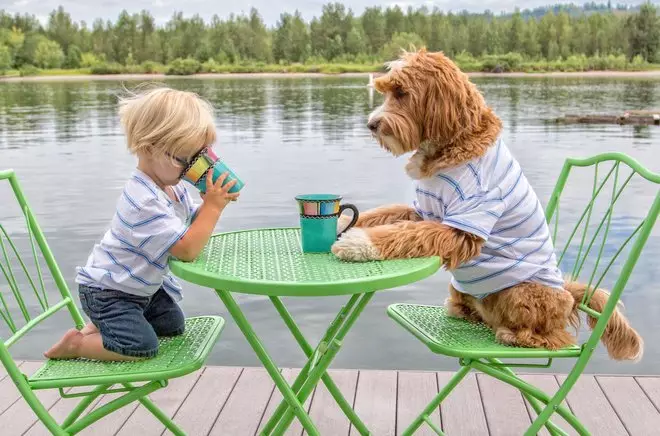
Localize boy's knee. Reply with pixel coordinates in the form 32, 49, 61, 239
148, 291, 186, 337
153, 312, 185, 337
102, 327, 160, 358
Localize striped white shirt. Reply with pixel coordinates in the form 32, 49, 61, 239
75, 169, 200, 302
413, 137, 564, 298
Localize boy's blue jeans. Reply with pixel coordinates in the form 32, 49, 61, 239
79, 284, 185, 358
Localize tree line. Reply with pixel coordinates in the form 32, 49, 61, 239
0, 2, 659, 75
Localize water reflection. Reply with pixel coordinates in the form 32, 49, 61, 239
1, 76, 659, 374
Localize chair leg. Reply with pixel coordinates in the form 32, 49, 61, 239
485, 360, 566, 436
62, 384, 111, 429
123, 382, 186, 436
472, 361, 589, 436
524, 363, 590, 436
0, 360, 68, 436
400, 365, 471, 436
65, 381, 164, 434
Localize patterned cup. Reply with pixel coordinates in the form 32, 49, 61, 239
181, 147, 244, 194
295, 194, 359, 253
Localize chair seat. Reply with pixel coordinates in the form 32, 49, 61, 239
29, 316, 224, 389
388, 304, 581, 359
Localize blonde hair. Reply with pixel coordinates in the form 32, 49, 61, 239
118, 84, 216, 161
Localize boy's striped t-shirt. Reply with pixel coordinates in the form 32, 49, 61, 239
413, 137, 564, 298
75, 169, 200, 301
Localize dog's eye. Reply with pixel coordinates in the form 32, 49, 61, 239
394, 86, 407, 99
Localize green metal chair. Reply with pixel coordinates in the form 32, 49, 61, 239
0, 168, 225, 435
388, 152, 660, 436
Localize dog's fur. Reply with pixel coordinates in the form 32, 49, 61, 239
332, 49, 643, 361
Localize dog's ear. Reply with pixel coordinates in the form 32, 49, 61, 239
422, 52, 484, 143
373, 74, 394, 94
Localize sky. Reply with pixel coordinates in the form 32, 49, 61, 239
0, 0, 654, 27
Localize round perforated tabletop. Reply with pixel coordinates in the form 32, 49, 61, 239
169, 228, 440, 296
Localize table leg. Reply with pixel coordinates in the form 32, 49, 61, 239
260, 294, 361, 434
215, 289, 321, 436
264, 292, 375, 436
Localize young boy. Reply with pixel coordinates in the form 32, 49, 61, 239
45, 86, 239, 361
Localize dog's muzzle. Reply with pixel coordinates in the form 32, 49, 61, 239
367, 118, 380, 132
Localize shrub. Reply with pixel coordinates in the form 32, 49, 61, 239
90, 62, 124, 74
19, 64, 40, 76
166, 58, 202, 75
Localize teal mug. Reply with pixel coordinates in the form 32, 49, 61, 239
296, 194, 359, 253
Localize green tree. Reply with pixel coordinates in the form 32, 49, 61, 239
64, 44, 82, 68
508, 10, 524, 53
1, 3, 659, 72
345, 23, 367, 56
137, 10, 158, 63
361, 7, 387, 54
522, 17, 541, 58
47, 6, 77, 53
247, 8, 271, 62
273, 11, 310, 63
381, 32, 425, 61
0, 45, 11, 73
34, 38, 65, 68
16, 33, 48, 66
626, 3, 660, 62
311, 3, 354, 60
0, 27, 25, 64
384, 6, 406, 40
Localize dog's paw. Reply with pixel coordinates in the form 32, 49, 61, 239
331, 228, 382, 262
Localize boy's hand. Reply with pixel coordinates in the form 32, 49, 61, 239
170, 171, 240, 262
202, 170, 240, 210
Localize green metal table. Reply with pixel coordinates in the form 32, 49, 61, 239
169, 228, 440, 436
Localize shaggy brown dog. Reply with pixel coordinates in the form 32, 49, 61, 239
331, 49, 642, 361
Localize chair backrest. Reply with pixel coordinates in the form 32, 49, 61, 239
544, 152, 660, 335
0, 169, 84, 357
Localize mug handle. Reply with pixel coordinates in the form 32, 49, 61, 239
337, 204, 359, 237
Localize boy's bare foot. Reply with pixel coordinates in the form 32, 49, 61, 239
44, 328, 83, 359
80, 322, 99, 336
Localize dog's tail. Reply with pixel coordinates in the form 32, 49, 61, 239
564, 280, 643, 361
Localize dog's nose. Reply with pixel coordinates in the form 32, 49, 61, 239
367, 119, 381, 132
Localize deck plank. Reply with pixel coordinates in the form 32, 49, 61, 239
23, 387, 102, 436
78, 391, 140, 435
636, 376, 660, 413
0, 361, 63, 435
305, 369, 358, 436
437, 372, 488, 436
598, 375, 660, 436
114, 371, 201, 436
520, 374, 576, 435
256, 368, 317, 436
0, 360, 20, 381
396, 370, 440, 436
0, 363, 659, 436
519, 374, 576, 436
556, 374, 628, 436
350, 369, 397, 436
209, 367, 280, 436
477, 373, 531, 436
171, 366, 243, 435
0, 360, 24, 414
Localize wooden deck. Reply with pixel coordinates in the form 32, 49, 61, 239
1, 361, 659, 435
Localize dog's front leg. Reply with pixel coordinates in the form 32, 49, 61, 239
332, 221, 483, 269
337, 204, 421, 234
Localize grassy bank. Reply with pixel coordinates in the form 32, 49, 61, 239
3, 53, 660, 79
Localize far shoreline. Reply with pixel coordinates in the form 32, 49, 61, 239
3, 70, 660, 83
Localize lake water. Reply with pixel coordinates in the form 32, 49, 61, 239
1, 76, 659, 375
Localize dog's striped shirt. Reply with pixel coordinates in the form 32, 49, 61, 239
75, 169, 199, 302
413, 137, 564, 298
